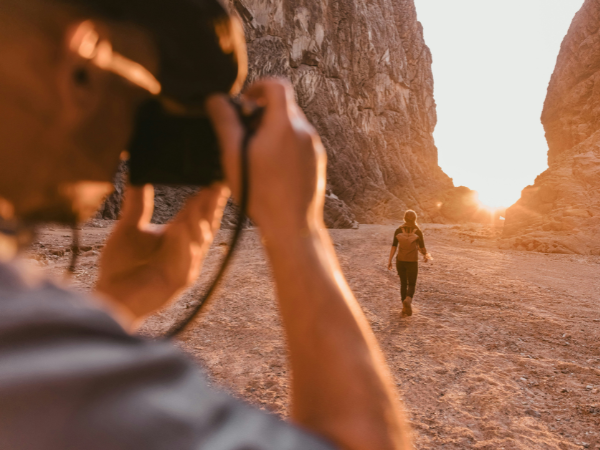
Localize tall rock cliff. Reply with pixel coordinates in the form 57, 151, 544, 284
228, 0, 453, 223
502, 0, 600, 255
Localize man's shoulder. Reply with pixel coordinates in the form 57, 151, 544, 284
0, 262, 336, 450
0, 261, 124, 337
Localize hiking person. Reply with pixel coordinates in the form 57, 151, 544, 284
0, 0, 411, 449
387, 210, 429, 317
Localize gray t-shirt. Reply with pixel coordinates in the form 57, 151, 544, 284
0, 262, 334, 450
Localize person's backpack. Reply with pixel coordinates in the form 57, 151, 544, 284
396, 229, 420, 262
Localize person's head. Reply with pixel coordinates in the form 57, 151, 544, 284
403, 210, 418, 227
0, 0, 245, 226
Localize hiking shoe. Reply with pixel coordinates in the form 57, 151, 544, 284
401, 297, 413, 317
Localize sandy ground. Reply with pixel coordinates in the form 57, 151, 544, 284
24, 222, 600, 450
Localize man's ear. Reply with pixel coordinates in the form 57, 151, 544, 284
55, 21, 113, 127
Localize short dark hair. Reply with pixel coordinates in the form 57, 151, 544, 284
59, 0, 247, 106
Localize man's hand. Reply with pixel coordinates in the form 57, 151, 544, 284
206, 79, 326, 237
387, 261, 393, 271
95, 183, 228, 329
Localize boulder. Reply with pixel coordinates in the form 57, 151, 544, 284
324, 190, 359, 229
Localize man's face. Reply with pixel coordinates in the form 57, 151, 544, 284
0, 8, 158, 225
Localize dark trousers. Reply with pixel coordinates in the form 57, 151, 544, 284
396, 261, 418, 301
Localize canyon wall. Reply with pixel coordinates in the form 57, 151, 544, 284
502, 0, 600, 255
228, 0, 454, 224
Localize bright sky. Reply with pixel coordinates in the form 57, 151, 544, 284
414, 0, 585, 208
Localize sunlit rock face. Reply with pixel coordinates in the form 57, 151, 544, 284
502, 0, 600, 255
228, 0, 453, 224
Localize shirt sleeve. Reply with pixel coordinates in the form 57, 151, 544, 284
0, 267, 336, 450
416, 230, 425, 249
392, 230, 399, 247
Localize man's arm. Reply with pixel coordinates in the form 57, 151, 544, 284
207, 79, 411, 450
264, 230, 410, 450
388, 246, 397, 270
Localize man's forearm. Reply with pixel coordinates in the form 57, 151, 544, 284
263, 227, 411, 450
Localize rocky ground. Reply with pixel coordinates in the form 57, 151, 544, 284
24, 221, 600, 450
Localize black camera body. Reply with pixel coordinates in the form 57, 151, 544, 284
127, 99, 261, 187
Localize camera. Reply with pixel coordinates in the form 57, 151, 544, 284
127, 98, 262, 187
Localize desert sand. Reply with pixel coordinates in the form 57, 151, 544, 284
25, 222, 600, 450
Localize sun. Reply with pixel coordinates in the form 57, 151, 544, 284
475, 185, 523, 211
477, 201, 501, 214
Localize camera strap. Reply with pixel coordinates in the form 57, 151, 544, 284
68, 228, 80, 274
163, 126, 253, 339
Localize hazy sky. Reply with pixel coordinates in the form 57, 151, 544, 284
414, 0, 585, 208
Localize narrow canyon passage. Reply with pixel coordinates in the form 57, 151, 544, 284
29, 223, 600, 449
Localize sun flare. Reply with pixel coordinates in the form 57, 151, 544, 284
473, 185, 525, 211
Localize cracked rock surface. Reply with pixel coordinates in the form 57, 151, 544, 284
228, 0, 453, 223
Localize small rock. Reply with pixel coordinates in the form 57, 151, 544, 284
586, 385, 593, 390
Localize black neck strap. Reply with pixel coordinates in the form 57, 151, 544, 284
162, 126, 253, 339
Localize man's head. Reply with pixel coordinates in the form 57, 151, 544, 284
0, 0, 245, 225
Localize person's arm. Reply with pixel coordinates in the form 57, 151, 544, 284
207, 79, 411, 450
416, 230, 428, 259
388, 246, 397, 270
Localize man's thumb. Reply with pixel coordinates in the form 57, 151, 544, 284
119, 184, 154, 227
